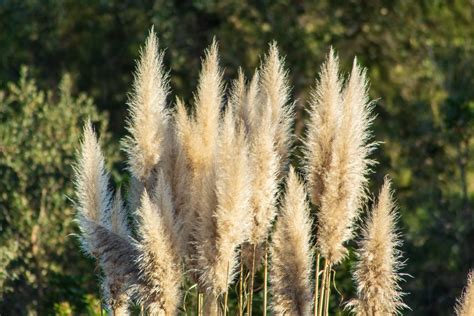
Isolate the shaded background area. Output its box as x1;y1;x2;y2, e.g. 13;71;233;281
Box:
0;0;473;314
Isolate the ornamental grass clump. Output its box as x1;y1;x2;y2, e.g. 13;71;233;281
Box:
73;28;421;315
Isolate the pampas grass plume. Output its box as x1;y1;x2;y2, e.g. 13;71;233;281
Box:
270;167;313;315
196;109;252;296
260;42;293;172
306;50;374;264
134;188;181;315
124;27;170;185
75;122;136;314
349;177;406;315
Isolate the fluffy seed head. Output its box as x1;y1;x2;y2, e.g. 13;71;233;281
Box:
348;177;407;315
270;167;313;315
306;50;375;264
134;189;182;315
260;42;293;172
74;121;112;256
192;39;223;168
229;68;248;131
177;41;224;282
124;27;170;185
247;103;279;246
456;271;474;316
196;109;252;295
304;48;342;207
74;122;136;313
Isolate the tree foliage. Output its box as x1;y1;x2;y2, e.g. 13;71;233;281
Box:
0;68;114;314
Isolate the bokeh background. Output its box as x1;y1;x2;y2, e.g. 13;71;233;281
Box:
1;1;473;315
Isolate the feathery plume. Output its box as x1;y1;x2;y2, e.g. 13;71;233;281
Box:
304;48;342;207
456;271;474;316
229;68;247;130
195;109;251;296
348;177;406;315
74;121;112;256
247;104;279;246
306;50;374;264
101;190;136;316
134;189;182;315
105;189;129;238
260;42;293;172
175;40;223;282
230;69;261;137
245;70;261;136
239;69;279;269
171;99;195;256
192;38;223;167
124;27;170;187
74;122;137;314
270;167;313;315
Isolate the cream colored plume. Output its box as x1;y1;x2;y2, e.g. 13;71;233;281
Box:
104;189;129;238
124;27;170;187
74;122;137;315
270;167;313;315
134;188;182;315
260;42;293;172
304;48;342;207
231;68;279;268
456;271;474;316
74;121;113;256
247;103;279;246
230;69;261;136
349;177;406;315
191;38;223;168
195;109;251;296
173;40;224;282
305;50;374;264
229;69;247;130
170;99;195;256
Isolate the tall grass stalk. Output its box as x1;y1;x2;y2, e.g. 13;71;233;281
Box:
318;260;329;316
239;256;244;316
263;241;268;316
324;267;332;316
247;244;257;316
314;252;321;316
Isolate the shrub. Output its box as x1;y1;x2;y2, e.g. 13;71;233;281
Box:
0;67;113;314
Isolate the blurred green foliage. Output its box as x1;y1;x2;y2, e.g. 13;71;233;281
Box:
0;0;473;315
0;67;115;314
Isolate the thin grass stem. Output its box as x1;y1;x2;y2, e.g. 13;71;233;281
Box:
318;259;329;316
198;292;203;316
239;253;244;316
247;243;257;316
324;265;332;316
224;261;230;316
263;241;268;316
314;252;321;316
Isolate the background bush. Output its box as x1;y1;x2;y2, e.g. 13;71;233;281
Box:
0;1;473;314
0;68;115;315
